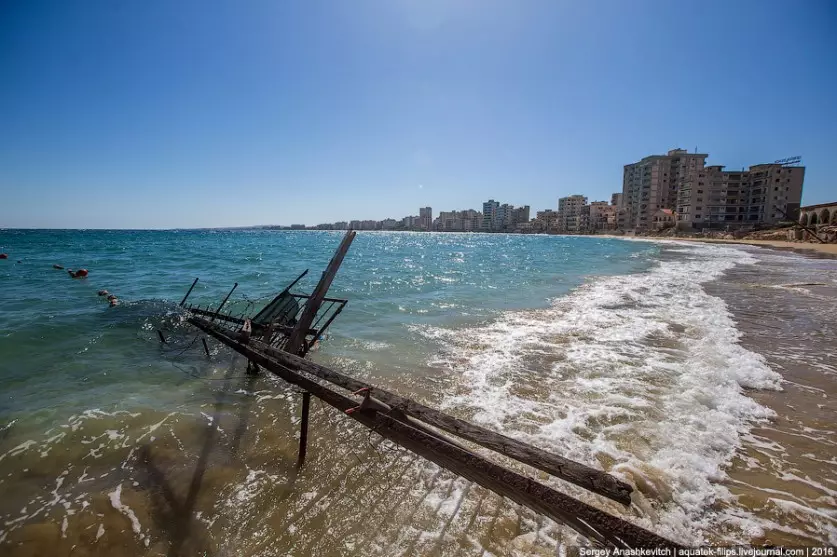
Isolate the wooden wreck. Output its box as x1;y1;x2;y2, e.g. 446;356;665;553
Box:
179;230;682;549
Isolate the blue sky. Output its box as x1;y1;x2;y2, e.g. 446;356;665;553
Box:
1;0;835;229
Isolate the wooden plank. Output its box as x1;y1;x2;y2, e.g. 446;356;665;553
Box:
285;231;356;355
188;316;679;549
297;392;311;468
250;336;633;505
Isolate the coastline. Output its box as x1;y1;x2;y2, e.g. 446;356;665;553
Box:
659;237;837;257
595;233;837;257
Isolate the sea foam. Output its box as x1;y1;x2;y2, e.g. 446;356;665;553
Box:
422;241;781;544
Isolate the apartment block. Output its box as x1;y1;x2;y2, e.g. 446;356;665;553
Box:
558;195;588;232
589;201;615;231
482;200;500;230
622;149;708;230
677;163;804;229
419;207;433;230
535;209;559;232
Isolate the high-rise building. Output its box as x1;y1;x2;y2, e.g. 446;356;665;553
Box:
676;162;804;230
611;193;623;208
419;207;433;230
589;201;614;231
622;149;708;230
482;200;500;230
535;209;559;232
557;195;588;232
512;206;530;229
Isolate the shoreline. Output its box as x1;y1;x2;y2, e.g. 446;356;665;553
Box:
599;234;837;257
658;236;837;256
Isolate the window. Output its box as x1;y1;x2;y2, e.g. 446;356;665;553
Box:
696;206;702;210
695;214;702;218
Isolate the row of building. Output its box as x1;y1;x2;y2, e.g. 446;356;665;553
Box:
621;149;804;231
304;149;805;234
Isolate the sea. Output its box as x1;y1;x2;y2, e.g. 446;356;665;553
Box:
0;229;835;556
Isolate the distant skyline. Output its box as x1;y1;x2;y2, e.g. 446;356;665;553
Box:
2;1;836;229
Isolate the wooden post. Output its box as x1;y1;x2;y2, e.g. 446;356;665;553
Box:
202;338;210;357
180;278;199;307
157;330;167;344
297;392;311;468
285;231;355;356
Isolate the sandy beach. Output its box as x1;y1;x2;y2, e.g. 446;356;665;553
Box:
649;237;837;257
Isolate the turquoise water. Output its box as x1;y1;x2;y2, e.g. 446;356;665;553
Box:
0;230;654;426
6;230;821;553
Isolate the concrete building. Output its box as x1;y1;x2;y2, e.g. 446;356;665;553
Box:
558;195;588;233
799;202;837;228
512;206;530;229
482;200;500;230
380;218;398;230
349;220;362;230
622;149;708;231
402;215;420;229
589;201;615;231
676;162;805;230
535;209;559;233
611;193;623;208
652;208;676;230
419;207;433;231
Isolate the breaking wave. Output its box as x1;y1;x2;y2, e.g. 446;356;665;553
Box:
417;241;782;544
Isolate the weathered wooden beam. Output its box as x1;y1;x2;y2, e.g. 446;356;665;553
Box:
250;337;632;505
188;318;677;548
297;391;311;468
286;231;356;356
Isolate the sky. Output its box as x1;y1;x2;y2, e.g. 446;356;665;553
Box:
1;0;836;229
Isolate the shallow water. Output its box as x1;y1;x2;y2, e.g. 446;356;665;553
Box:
0;230;834;554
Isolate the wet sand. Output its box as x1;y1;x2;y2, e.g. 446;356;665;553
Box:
705;247;837;545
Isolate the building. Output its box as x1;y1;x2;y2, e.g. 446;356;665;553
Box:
511;206;530;229
535;209;559;232
380;218;398;230
676;161;805;230
652;208;676;230
419;207;433;231
589;201;615;231
622;149;708;231
482;200;500;230
611;193;623;208
558;195;588;233
349;220;362;230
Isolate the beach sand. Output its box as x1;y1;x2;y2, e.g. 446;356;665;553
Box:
649;237;837;257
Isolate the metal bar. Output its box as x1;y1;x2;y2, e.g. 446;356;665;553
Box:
302;303;345;357
180;278;199;307
202;338;210;357
297;392;311;468
310;300;336;333
210;283;238;323
250;269;309;323
157;330;167;344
